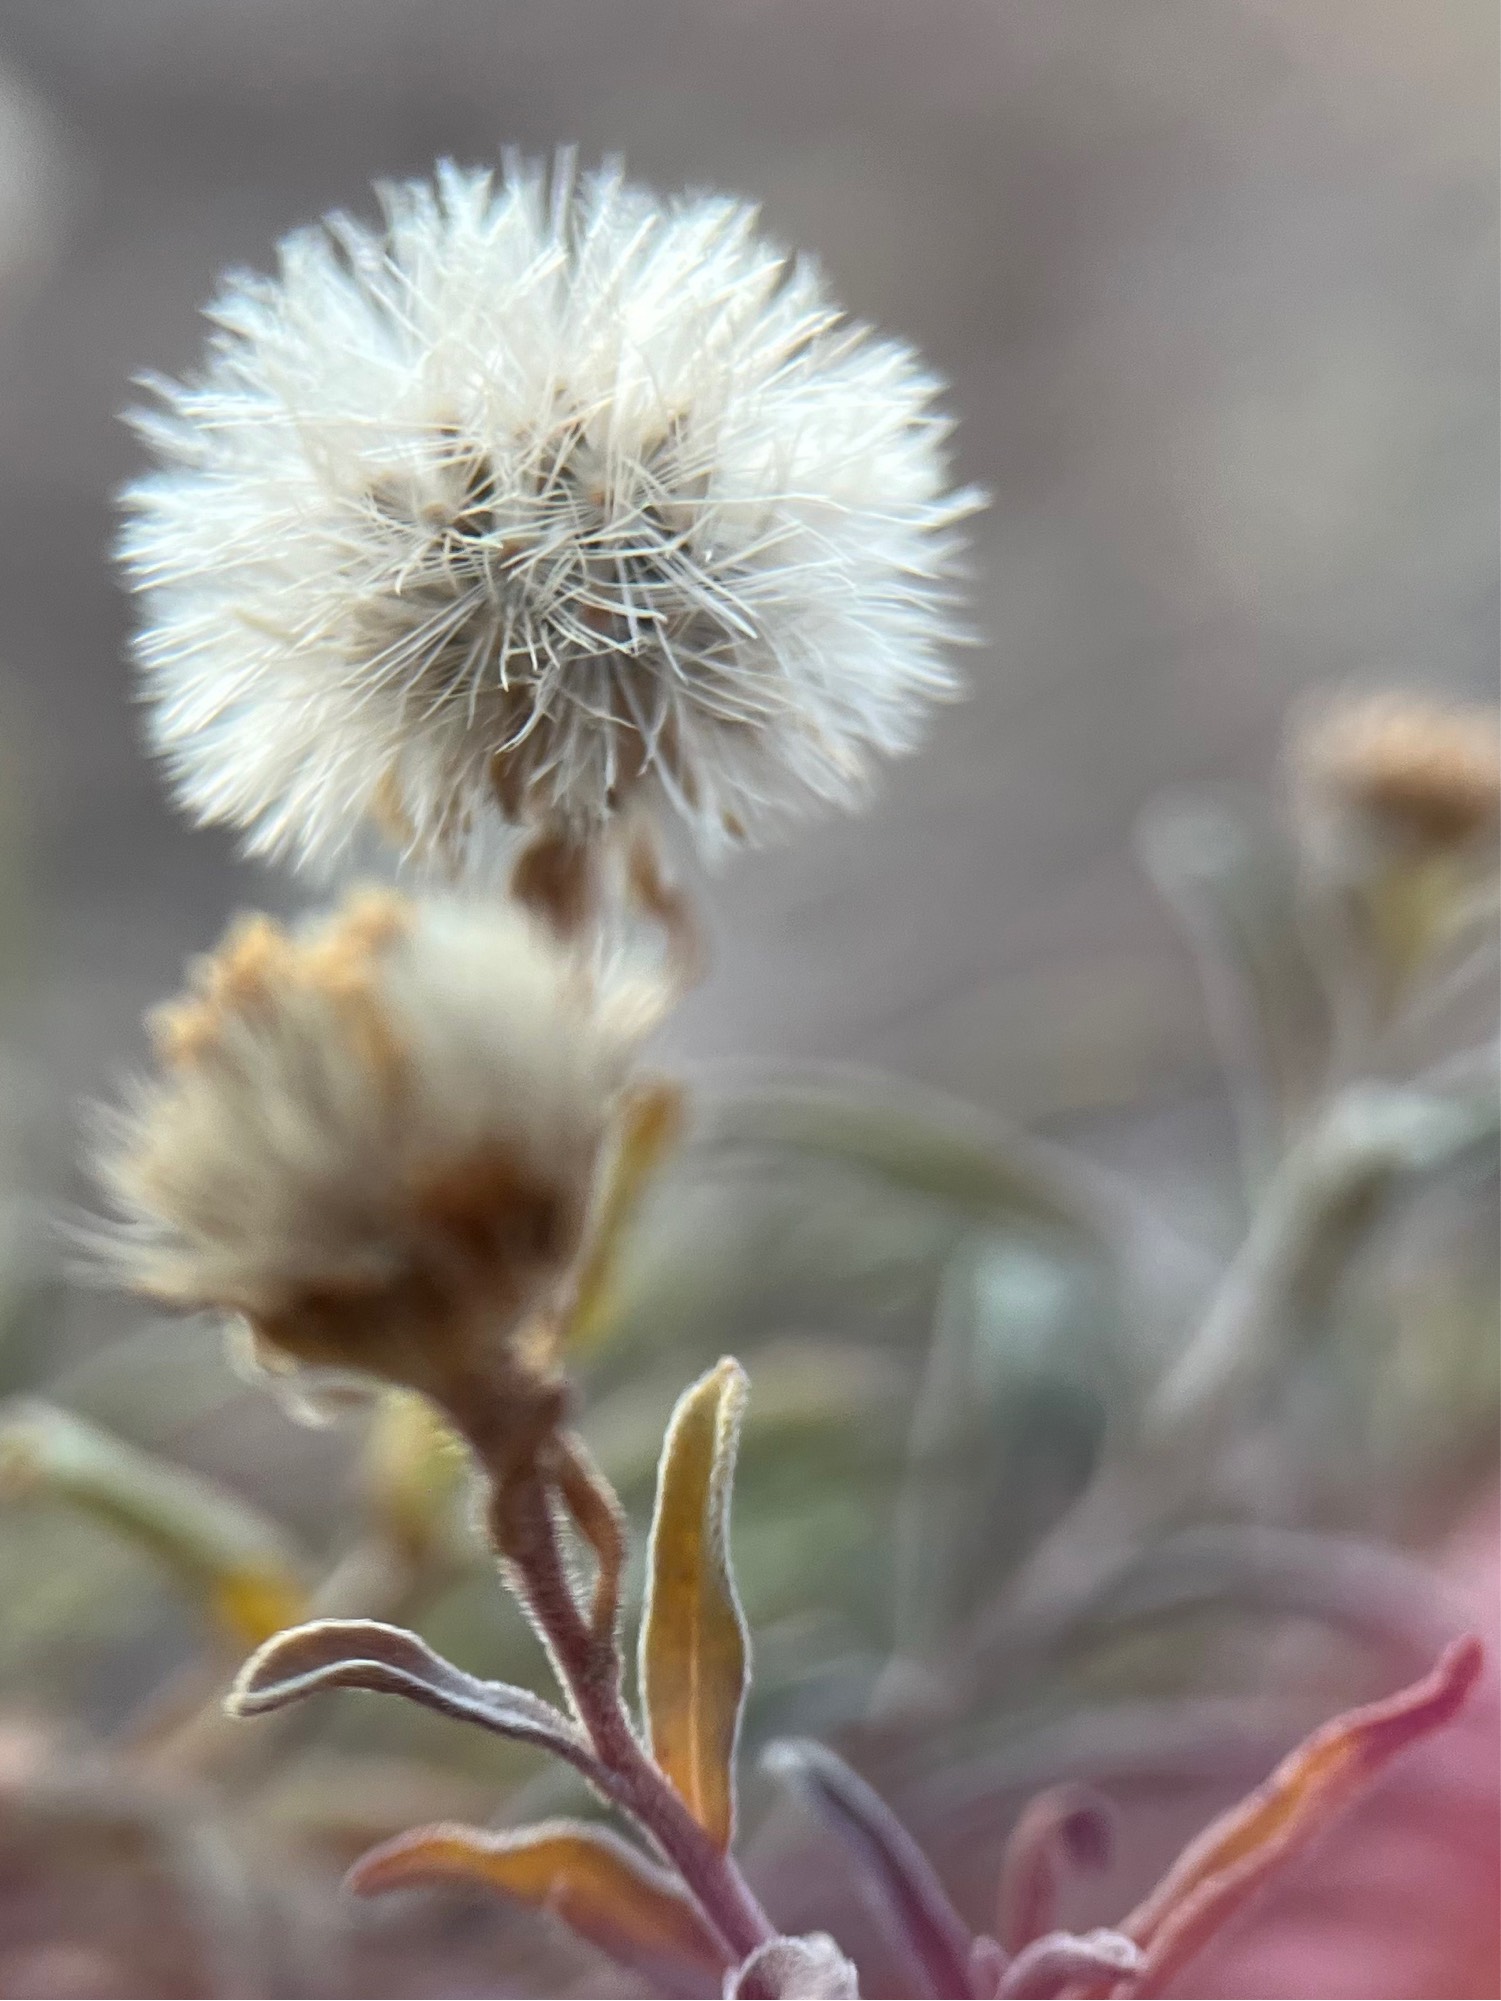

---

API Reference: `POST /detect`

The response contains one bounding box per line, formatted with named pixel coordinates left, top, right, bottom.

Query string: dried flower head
left=96, top=891, right=661, bottom=1420
left=1292, top=689, right=1501, bottom=857
left=120, top=154, right=979, bottom=877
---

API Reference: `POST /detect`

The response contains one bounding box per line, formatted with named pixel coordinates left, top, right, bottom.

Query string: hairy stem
left=550, top=1428, right=628, bottom=1644
left=491, top=1456, right=774, bottom=1961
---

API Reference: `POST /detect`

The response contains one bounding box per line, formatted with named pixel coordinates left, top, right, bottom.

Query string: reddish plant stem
left=550, top=1429, right=628, bottom=1643
left=491, top=1457, right=774, bottom=1963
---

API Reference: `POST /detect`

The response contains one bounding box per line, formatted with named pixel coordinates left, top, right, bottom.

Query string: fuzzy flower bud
left=119, top=154, right=980, bottom=878
left=96, top=892, right=662, bottom=1431
left=1291, top=689, right=1501, bottom=862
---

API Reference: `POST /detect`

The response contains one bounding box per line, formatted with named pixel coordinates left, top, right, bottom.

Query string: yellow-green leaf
left=347, top=1818, right=730, bottom=1988
left=568, top=1079, right=685, bottom=1350
left=0, top=1398, right=305, bottom=1647
left=639, top=1357, right=749, bottom=1851
left=358, top=1390, right=470, bottom=1564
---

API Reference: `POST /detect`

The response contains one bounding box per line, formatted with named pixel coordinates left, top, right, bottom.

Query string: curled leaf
left=1111, top=1636, right=1484, bottom=1998
left=229, top=1618, right=604, bottom=1787
left=997, top=1929, right=1141, bottom=1999
left=727, top=1933, right=860, bottom=1999
left=997, top=1784, right=1115, bottom=1954
left=762, top=1738, right=972, bottom=2001
left=0, top=1398, right=305, bottom=1646
left=640, top=1358, right=750, bottom=1850
left=348, top=1818, right=730, bottom=1994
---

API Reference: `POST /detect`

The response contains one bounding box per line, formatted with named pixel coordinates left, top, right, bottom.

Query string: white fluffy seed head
left=119, top=153, right=981, bottom=876
left=96, top=891, right=660, bottom=1396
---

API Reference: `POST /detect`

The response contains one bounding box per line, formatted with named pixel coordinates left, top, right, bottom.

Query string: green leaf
left=347, top=1818, right=731, bottom=1992
left=1137, top=791, right=1330, bottom=1184
left=0, top=1398, right=305, bottom=1647
left=893, top=1237, right=1111, bottom=1661
left=696, top=1068, right=1112, bottom=1238
left=1149, top=1081, right=1500, bottom=1447
left=639, top=1358, right=750, bottom=1851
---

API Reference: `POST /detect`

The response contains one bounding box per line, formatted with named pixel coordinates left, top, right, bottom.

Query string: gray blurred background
left=0, top=0, right=1492, bottom=1321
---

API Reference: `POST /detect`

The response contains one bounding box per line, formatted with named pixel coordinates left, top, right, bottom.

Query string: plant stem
left=492, top=1458, right=774, bottom=1961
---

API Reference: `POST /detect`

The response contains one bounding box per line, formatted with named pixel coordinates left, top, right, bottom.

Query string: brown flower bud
left=98, top=891, right=664, bottom=1444
left=1291, top=689, right=1501, bottom=859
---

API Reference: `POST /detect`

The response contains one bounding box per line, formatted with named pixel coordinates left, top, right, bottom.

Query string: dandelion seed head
left=119, top=155, right=981, bottom=875
left=96, top=891, right=660, bottom=1397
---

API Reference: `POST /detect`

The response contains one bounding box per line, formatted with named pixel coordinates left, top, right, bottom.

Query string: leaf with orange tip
left=347, top=1818, right=731, bottom=1994
left=1103, top=1635, right=1485, bottom=1998
left=639, top=1358, right=750, bottom=1851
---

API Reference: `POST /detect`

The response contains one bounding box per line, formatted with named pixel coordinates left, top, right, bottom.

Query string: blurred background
left=0, top=3, right=1492, bottom=1996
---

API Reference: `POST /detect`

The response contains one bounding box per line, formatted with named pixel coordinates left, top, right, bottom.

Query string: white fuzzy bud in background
left=119, top=153, right=981, bottom=877
left=95, top=892, right=662, bottom=1405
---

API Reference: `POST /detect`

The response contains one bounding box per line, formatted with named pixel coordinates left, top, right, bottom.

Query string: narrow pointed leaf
left=569, top=1079, right=686, bottom=1349
left=640, top=1358, right=750, bottom=1850
left=348, top=1818, right=731, bottom=1993
left=1136, top=792, right=1330, bottom=1184
left=229, top=1618, right=602, bottom=1783
left=696, top=1070, right=1107, bottom=1238
left=763, top=1738, right=973, bottom=2001
left=0, top=1397, right=305, bottom=1645
left=1108, top=1636, right=1484, bottom=1998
